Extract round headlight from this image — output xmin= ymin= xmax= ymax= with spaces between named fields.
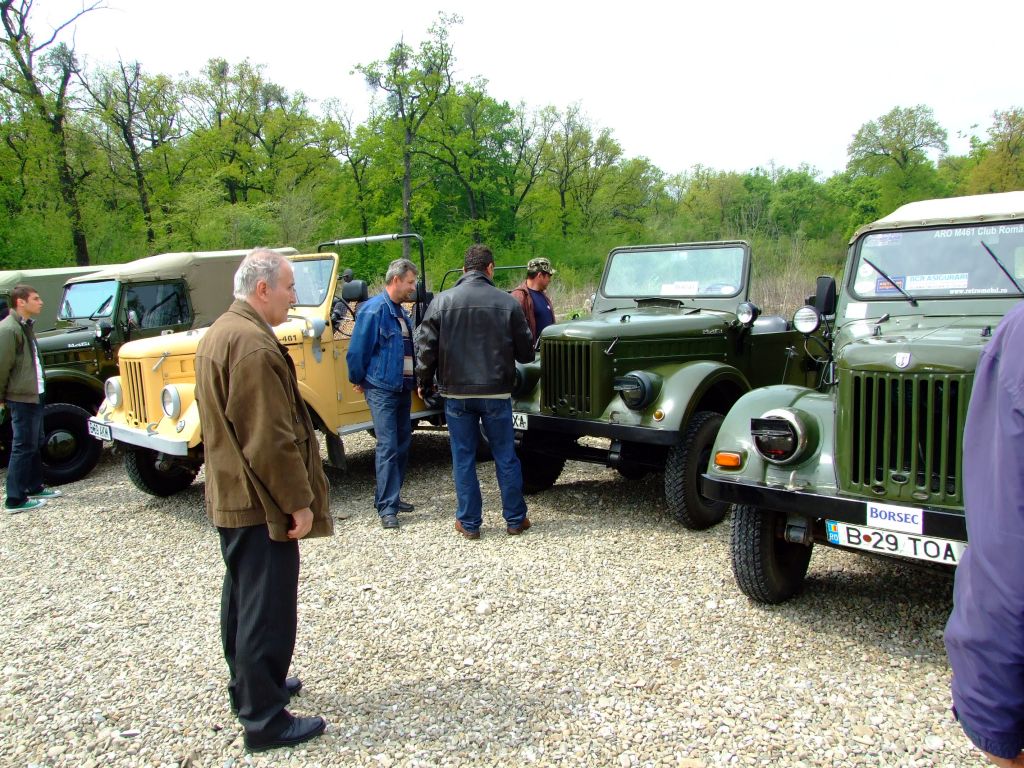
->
xmin=793 ymin=305 xmax=821 ymax=335
xmin=104 ymin=378 xmax=122 ymax=408
xmin=736 ymin=301 xmax=760 ymax=326
xmin=613 ymin=371 xmax=659 ymax=410
xmin=750 ymin=408 xmax=813 ymax=465
xmin=161 ymin=386 xmax=182 ymax=420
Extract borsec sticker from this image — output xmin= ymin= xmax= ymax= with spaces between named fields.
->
xmin=865 ymin=502 xmax=923 ymax=534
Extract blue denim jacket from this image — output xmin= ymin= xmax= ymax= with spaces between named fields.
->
xmin=345 ymin=292 xmax=412 ymax=392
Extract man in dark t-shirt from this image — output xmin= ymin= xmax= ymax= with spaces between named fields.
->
xmin=511 ymin=257 xmax=556 ymax=345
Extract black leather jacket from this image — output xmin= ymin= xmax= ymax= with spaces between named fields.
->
xmin=415 ymin=270 xmax=535 ymax=396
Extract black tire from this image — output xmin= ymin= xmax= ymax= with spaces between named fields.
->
xmin=664 ymin=410 xmax=728 ymax=529
xmin=124 ymin=447 xmax=197 ymax=497
xmin=730 ymin=504 xmax=813 ymax=604
xmin=519 ymin=449 xmax=566 ymax=494
xmin=40 ymin=403 xmax=103 ymax=485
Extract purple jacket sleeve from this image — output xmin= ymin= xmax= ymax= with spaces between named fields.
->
xmin=945 ymin=302 xmax=1024 ymax=760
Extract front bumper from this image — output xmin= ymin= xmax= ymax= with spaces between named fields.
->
xmin=88 ymin=417 xmax=189 ymax=456
xmin=702 ymin=474 xmax=967 ymax=541
xmin=513 ymin=412 xmax=679 ymax=445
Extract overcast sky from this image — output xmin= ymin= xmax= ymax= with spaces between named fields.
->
xmin=33 ymin=0 xmax=1023 ymax=177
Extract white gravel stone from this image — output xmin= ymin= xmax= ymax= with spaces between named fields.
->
xmin=0 ymin=432 xmax=989 ymax=766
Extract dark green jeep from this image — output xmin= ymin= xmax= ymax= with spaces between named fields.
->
xmin=702 ymin=191 xmax=1024 ymax=603
xmin=511 ymin=240 xmax=820 ymax=529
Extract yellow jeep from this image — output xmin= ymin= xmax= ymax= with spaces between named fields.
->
xmin=88 ymin=235 xmax=440 ymax=496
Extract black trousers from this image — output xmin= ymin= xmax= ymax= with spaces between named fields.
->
xmin=219 ymin=524 xmax=299 ymax=736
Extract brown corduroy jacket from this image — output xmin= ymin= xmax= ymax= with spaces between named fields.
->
xmin=195 ymin=300 xmax=333 ymax=541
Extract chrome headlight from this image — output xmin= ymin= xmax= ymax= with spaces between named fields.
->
xmin=793 ymin=305 xmax=821 ymax=335
xmin=613 ymin=371 xmax=659 ymax=410
xmin=736 ymin=301 xmax=760 ymax=326
xmin=104 ymin=378 xmax=123 ymax=408
xmin=750 ymin=408 xmax=815 ymax=465
xmin=160 ymin=386 xmax=182 ymax=420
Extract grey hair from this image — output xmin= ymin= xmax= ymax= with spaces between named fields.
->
xmin=385 ymin=258 xmax=418 ymax=285
xmin=233 ymin=248 xmax=287 ymax=300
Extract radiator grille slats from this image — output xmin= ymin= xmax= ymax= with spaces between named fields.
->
xmin=123 ymin=360 xmax=148 ymax=427
xmin=844 ymin=372 xmax=969 ymax=506
xmin=540 ymin=340 xmax=593 ymax=417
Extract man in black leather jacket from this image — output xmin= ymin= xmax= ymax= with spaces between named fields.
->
xmin=415 ymin=244 xmax=535 ymax=539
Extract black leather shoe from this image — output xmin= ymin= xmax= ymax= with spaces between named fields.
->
xmin=397 ymin=500 xmax=415 ymax=512
xmin=244 ymin=715 xmax=326 ymax=752
xmin=381 ymin=514 xmax=399 ymax=529
xmin=285 ymin=676 xmax=302 ymax=697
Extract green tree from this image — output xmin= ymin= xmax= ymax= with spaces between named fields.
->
xmin=965 ymin=108 xmax=1024 ymax=193
xmin=356 ymin=13 xmax=457 ymax=257
xmin=1 ymin=0 xmax=101 ymax=264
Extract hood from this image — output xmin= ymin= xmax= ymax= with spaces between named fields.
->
xmin=836 ymin=314 xmax=996 ymax=374
xmin=546 ymin=306 xmax=733 ymax=342
xmin=36 ymin=326 xmax=98 ymax=354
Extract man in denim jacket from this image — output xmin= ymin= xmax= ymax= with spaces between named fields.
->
xmin=346 ymin=258 xmax=419 ymax=529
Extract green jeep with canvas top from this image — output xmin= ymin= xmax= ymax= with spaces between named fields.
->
xmin=702 ymin=191 xmax=1024 ymax=603
xmin=510 ymin=240 xmax=821 ymax=529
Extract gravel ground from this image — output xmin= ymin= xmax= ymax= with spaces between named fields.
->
xmin=0 ymin=430 xmax=985 ymax=768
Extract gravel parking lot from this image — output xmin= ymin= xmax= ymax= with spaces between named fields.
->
xmin=0 ymin=430 xmax=983 ymax=767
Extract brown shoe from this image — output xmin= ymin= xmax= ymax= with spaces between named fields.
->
xmin=507 ymin=518 xmax=532 ymax=536
xmin=455 ymin=521 xmax=480 ymax=540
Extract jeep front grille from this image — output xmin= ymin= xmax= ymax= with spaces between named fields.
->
xmin=122 ymin=359 xmax=150 ymax=428
xmin=541 ymin=339 xmax=593 ymax=417
xmin=842 ymin=372 xmax=971 ymax=506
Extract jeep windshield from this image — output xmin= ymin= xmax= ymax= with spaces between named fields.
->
xmin=291 ymin=257 xmax=334 ymax=306
xmin=58 ymin=280 xmax=118 ymax=319
xmin=851 ymin=222 xmax=1024 ymax=300
xmin=602 ymin=245 xmax=745 ymax=298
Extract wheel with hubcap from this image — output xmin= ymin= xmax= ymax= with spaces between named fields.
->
xmin=40 ymin=402 xmax=103 ymax=485
xmin=730 ymin=504 xmax=813 ymax=604
xmin=664 ymin=410 xmax=728 ymax=529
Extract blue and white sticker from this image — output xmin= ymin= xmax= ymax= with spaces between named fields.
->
xmin=865 ymin=502 xmax=924 ymax=534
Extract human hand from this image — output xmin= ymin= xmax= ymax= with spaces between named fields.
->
xmin=288 ymin=507 xmax=314 ymax=539
xmin=353 ymin=384 xmax=364 ymax=394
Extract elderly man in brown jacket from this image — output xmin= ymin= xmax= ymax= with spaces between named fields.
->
xmin=195 ymin=248 xmax=333 ymax=752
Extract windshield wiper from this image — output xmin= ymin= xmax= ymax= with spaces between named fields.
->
xmin=980 ymin=241 xmax=1024 ymax=295
xmin=863 ymin=258 xmax=917 ymax=306
xmin=88 ymin=295 xmax=113 ymax=320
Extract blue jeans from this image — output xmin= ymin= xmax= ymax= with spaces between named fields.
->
xmin=364 ymin=386 xmax=411 ymax=517
xmin=444 ymin=397 xmax=527 ymax=532
xmin=6 ymin=401 xmax=44 ymax=505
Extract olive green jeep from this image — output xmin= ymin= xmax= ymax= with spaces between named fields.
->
xmin=511 ymin=240 xmax=821 ymax=529
xmin=703 ymin=191 xmax=1024 ymax=603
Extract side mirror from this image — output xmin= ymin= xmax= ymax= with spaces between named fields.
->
xmin=126 ymin=310 xmax=140 ymax=329
xmin=814 ymin=276 xmax=837 ymax=317
xmin=341 ymin=279 xmax=368 ymax=303
xmin=95 ymin=321 xmax=114 ymax=340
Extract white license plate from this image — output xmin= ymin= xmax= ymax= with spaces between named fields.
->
xmin=512 ymin=411 xmax=528 ymax=430
xmin=87 ymin=420 xmax=112 ymax=441
xmin=826 ymin=520 xmax=965 ymax=565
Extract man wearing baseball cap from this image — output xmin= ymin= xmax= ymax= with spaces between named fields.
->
xmin=511 ymin=257 xmax=556 ymax=344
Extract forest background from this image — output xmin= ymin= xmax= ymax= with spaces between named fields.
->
xmin=2 ymin=5 xmax=1023 ymax=314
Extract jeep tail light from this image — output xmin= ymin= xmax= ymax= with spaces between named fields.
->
xmin=751 ymin=408 xmax=813 ymax=465
xmin=613 ymin=371 xmax=658 ymax=410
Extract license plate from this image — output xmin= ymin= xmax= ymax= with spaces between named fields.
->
xmin=826 ymin=520 xmax=965 ymax=565
xmin=87 ymin=419 xmax=112 ymax=441
xmin=512 ymin=411 xmax=528 ymax=430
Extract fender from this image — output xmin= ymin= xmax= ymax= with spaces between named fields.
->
xmin=707 ymin=384 xmax=839 ymax=493
xmin=43 ymin=367 xmax=106 ymax=402
xmin=632 ymin=360 xmax=751 ymax=433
